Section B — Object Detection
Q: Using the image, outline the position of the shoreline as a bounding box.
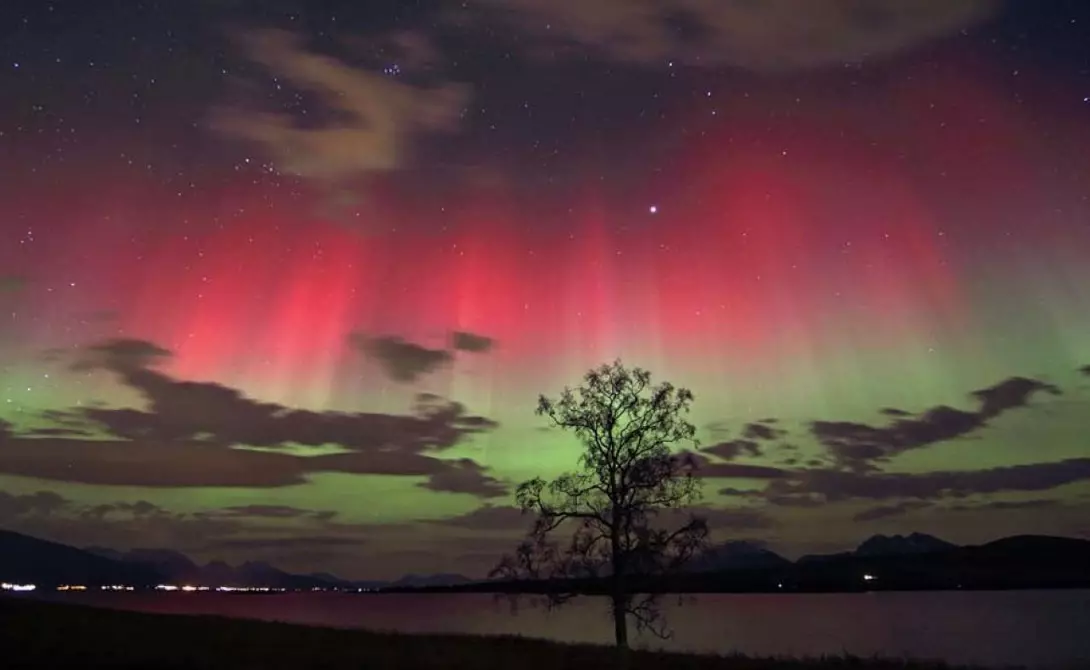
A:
[0,595,1019,670]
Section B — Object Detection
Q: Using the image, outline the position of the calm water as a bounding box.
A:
[41,590,1090,669]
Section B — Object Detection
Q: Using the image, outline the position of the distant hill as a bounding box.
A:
[396,533,1090,595]
[688,541,792,572]
[84,545,345,590]
[0,531,160,587]
[7,528,1090,594]
[798,533,956,564]
[855,533,957,557]
[3,530,464,591]
[391,573,472,588]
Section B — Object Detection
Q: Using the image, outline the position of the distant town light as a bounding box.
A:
[1,582,36,592]
[863,573,877,582]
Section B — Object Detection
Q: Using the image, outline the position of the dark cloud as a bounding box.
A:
[811,376,1061,471]
[852,501,932,522]
[349,333,453,382]
[0,490,69,518]
[210,505,338,521]
[684,450,788,479]
[661,505,776,531]
[418,459,509,498]
[881,408,912,417]
[451,330,495,354]
[945,499,1064,513]
[763,494,825,508]
[427,504,530,531]
[203,535,370,551]
[0,436,307,487]
[972,377,1062,420]
[705,420,732,436]
[812,405,983,471]
[0,492,246,553]
[742,422,786,441]
[765,458,1090,504]
[693,506,776,531]
[0,338,504,494]
[702,439,762,461]
[72,338,172,373]
[464,0,999,72]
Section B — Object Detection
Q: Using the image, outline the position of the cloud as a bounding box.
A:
[464,0,1000,72]
[702,439,762,461]
[684,450,787,479]
[852,501,932,522]
[661,505,776,531]
[427,504,531,531]
[211,28,469,226]
[209,505,337,521]
[72,338,172,373]
[742,422,785,441]
[765,458,1090,504]
[811,376,1061,471]
[0,492,246,553]
[0,338,504,494]
[0,490,69,518]
[881,408,912,417]
[693,505,776,531]
[203,535,370,552]
[945,499,1063,513]
[418,459,509,498]
[972,377,1062,420]
[451,331,495,354]
[349,333,454,383]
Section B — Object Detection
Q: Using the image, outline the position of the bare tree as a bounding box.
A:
[491,361,708,650]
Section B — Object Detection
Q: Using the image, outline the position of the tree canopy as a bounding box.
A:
[492,360,708,648]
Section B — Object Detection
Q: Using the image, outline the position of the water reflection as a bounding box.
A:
[46,590,1090,669]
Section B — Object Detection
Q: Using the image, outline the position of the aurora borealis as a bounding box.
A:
[1,1,1089,580]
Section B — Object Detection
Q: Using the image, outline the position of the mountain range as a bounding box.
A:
[0,530,467,590]
[3,529,1089,593]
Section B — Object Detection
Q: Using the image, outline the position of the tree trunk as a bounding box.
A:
[611,593,629,649]
[611,593,631,670]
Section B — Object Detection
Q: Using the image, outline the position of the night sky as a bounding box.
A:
[1,0,1089,580]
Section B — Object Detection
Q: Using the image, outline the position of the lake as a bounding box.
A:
[42,590,1090,669]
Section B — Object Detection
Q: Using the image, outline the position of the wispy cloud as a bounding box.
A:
[461,0,1000,71]
[212,28,470,229]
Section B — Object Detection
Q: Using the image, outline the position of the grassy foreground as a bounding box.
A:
[0,596,1004,670]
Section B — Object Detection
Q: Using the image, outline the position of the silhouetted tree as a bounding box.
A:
[492,361,708,651]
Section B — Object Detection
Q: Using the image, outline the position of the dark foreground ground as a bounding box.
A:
[0,596,1011,670]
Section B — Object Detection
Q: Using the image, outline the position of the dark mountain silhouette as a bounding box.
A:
[688,541,792,572]
[84,545,342,590]
[2,530,464,591]
[396,534,1090,594]
[855,533,957,557]
[86,548,200,580]
[391,573,471,588]
[797,532,956,563]
[7,529,1090,594]
[0,531,160,587]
